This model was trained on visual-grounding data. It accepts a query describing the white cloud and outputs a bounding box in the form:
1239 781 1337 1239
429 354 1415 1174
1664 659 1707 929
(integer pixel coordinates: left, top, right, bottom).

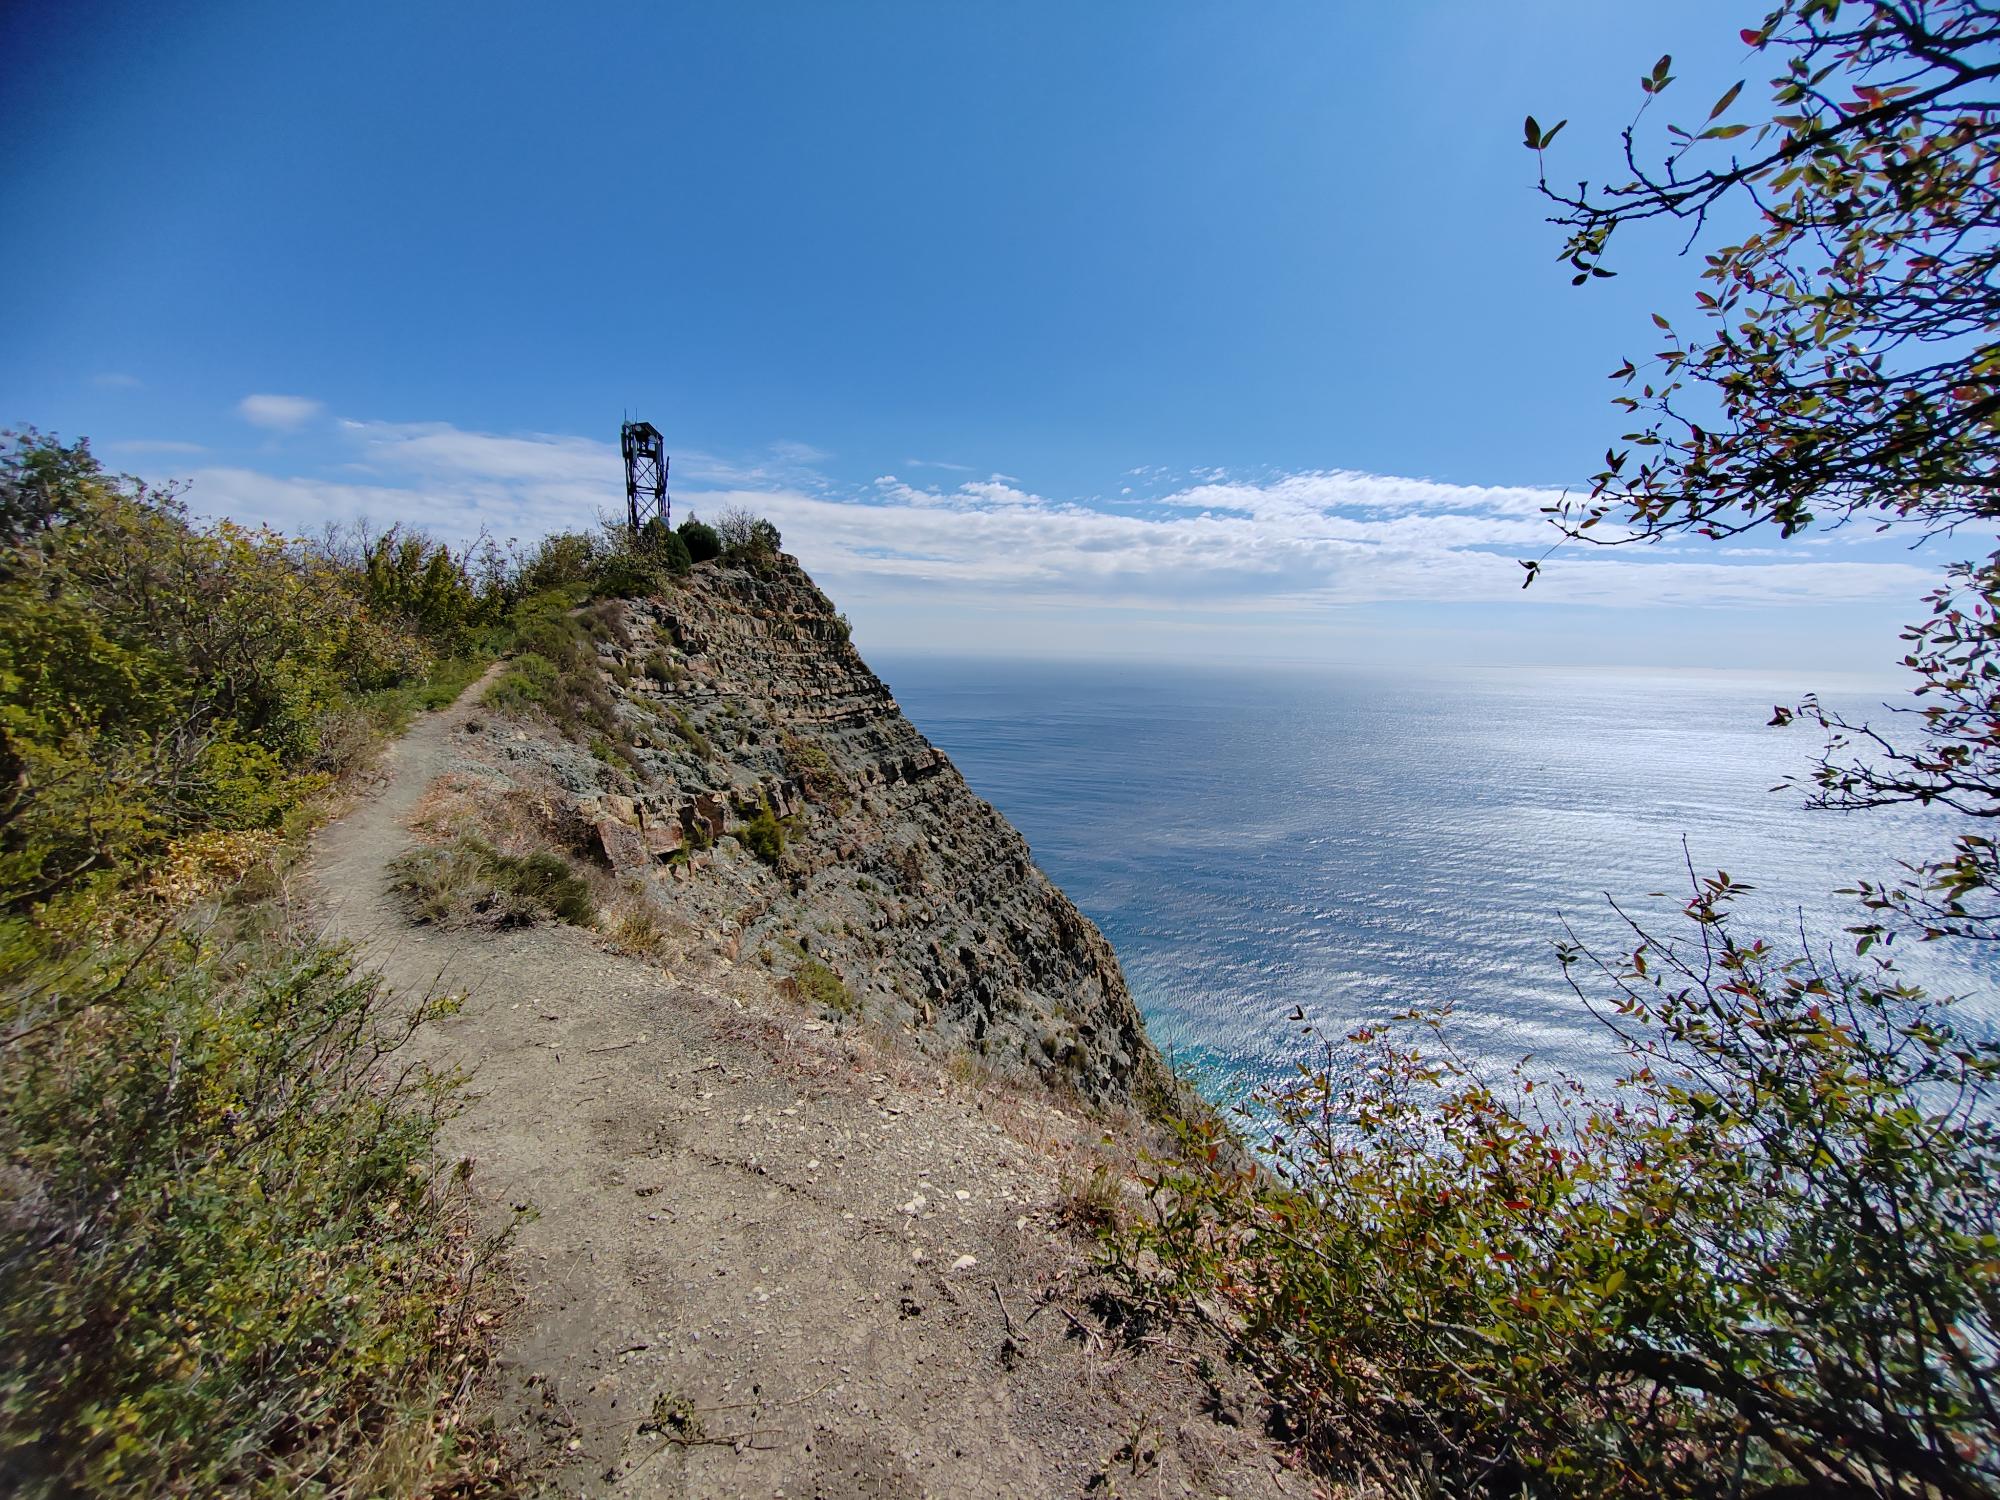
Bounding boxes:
237 394 325 430
342 419 613 486
159 416 1944 662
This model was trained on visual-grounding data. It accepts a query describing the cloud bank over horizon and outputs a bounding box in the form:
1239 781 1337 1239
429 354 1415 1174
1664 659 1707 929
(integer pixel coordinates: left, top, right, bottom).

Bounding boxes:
154 406 1940 669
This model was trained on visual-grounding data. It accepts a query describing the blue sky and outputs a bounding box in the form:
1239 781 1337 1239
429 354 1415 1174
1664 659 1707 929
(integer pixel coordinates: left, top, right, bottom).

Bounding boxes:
0 1 1951 674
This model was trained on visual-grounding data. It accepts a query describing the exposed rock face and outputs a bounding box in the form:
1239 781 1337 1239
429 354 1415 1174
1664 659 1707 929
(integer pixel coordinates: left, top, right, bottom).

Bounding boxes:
486 555 1172 1114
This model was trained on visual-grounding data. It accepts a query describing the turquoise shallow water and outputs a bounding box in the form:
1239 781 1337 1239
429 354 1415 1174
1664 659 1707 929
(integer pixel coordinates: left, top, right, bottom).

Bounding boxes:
876 655 1998 1108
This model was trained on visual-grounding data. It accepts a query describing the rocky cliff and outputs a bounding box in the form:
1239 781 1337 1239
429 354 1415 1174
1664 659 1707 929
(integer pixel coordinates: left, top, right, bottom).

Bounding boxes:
459 554 1174 1115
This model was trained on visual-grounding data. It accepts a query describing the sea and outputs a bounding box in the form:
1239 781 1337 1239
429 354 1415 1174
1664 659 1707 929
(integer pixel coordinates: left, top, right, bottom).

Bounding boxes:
875 655 2000 1111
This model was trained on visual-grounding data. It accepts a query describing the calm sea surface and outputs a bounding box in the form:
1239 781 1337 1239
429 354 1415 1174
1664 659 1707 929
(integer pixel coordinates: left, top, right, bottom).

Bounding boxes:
876 655 1999 1107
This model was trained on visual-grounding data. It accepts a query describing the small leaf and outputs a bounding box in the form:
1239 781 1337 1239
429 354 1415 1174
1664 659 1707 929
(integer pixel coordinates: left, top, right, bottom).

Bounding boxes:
1708 80 1743 120
1740 27 1765 46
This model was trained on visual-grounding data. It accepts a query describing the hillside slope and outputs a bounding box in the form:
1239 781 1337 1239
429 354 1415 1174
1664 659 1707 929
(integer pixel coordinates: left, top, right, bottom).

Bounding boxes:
306 583 1293 1496
470 555 1175 1115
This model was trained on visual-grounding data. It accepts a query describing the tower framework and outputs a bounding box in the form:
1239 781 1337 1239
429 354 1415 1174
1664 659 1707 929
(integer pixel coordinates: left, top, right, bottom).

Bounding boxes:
621 420 669 533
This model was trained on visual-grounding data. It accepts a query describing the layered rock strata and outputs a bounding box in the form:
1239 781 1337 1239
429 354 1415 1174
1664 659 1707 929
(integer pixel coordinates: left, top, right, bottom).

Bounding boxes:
474 555 1173 1114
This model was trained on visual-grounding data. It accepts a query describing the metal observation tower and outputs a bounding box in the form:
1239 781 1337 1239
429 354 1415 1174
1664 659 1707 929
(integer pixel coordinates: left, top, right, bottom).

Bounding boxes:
621 420 669 533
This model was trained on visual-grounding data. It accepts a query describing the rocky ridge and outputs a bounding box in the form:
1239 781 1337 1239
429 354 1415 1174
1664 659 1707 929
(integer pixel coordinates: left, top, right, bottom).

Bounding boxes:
462 554 1175 1116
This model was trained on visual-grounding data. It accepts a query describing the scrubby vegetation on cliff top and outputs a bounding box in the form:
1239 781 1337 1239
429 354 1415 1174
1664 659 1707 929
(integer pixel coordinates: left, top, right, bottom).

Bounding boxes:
0 428 833 1491
1113 5 2000 1496
0 434 665 1495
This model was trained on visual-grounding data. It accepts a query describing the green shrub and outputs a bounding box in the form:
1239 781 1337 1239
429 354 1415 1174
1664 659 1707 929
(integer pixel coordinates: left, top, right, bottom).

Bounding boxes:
0 434 505 913
676 516 720 564
739 797 784 866
794 958 854 1015
669 708 711 760
1113 875 2000 1497
781 733 843 804
642 649 683 686
514 530 600 596
482 595 635 764
639 519 692 575
482 651 559 713
713 507 781 563
577 599 630 647
358 526 482 652
0 929 494 1497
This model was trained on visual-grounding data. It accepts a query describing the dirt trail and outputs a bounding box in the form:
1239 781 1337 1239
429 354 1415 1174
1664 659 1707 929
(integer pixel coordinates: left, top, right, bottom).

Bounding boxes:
308 675 1290 1499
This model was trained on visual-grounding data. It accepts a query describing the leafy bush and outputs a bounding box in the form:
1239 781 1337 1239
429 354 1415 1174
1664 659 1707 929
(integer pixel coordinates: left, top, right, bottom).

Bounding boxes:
0 434 496 915
513 530 600 596
676 516 720 564
482 651 559 713
591 538 675 601
713 507 782 567
479 595 635 766
638 517 692 575
1114 875 2000 1497
356 526 485 652
739 797 784 866
0 927 496 1497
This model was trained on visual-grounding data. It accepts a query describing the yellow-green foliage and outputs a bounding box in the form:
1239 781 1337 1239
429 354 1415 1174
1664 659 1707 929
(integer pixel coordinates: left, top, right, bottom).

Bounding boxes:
480 593 633 767
780 732 843 805
0 927 492 1498
0 433 517 1495
668 707 711 760
794 957 854 1014
641 649 682 686
0 434 502 914
739 797 784 866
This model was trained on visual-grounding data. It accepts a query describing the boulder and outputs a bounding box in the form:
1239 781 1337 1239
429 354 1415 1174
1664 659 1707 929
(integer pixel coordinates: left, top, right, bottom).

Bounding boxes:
595 817 650 876
642 816 684 859
691 792 729 841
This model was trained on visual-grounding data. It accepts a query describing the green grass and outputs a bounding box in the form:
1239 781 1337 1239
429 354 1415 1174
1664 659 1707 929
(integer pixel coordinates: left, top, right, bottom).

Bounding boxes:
361 652 494 734
669 708 712 760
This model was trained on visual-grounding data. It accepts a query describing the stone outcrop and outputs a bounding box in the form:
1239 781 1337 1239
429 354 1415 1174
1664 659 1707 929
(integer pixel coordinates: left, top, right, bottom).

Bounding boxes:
485 555 1173 1114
